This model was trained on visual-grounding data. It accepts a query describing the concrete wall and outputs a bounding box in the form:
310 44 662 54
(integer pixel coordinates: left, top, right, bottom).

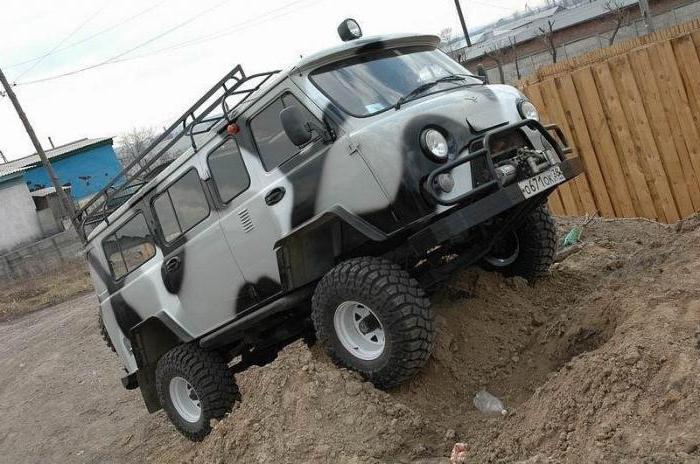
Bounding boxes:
0 177 43 252
24 142 122 200
0 229 82 280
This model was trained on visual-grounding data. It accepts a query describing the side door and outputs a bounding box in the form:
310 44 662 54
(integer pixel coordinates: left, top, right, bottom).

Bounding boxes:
217 88 332 302
151 163 249 336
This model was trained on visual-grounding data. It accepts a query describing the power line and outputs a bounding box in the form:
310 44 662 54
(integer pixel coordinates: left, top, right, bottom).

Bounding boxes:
15 0 325 87
6 0 167 70
12 0 233 85
127 0 324 59
13 2 110 81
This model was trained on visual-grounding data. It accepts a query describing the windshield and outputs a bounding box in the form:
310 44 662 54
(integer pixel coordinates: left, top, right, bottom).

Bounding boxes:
309 46 481 117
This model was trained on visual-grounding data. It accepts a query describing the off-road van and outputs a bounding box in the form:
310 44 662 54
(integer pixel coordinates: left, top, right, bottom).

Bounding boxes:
78 19 582 440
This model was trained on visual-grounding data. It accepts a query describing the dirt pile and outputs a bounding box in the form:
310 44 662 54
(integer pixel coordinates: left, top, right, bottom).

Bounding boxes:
160 215 700 464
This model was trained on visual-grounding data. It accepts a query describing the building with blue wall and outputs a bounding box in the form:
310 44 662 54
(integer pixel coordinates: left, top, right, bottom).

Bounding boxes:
0 137 121 251
9 138 122 200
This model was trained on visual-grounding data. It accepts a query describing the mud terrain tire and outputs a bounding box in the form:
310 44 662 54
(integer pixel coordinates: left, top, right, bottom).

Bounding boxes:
484 204 556 281
312 257 435 389
156 344 238 441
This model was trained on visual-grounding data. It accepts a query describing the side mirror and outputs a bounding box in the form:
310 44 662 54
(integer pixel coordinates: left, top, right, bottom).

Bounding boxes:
280 106 313 146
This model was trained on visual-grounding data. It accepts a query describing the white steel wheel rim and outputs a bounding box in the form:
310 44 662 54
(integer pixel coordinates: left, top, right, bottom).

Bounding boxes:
334 301 385 361
169 376 202 423
484 232 520 267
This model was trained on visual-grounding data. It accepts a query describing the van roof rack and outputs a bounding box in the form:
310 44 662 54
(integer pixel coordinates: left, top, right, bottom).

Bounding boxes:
75 64 280 242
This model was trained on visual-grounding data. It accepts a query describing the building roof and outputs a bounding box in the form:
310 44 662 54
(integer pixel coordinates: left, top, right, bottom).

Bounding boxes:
454 0 638 62
0 137 113 180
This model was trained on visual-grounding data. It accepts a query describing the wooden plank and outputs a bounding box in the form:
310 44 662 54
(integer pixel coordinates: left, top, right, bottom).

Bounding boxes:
672 35 700 143
608 54 679 223
591 61 657 220
526 83 579 216
540 78 598 216
629 47 695 218
554 74 616 217
548 190 566 215
646 42 700 212
657 40 700 200
570 67 635 218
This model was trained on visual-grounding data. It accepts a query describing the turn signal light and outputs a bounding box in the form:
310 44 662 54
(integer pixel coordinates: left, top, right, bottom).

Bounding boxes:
226 123 240 136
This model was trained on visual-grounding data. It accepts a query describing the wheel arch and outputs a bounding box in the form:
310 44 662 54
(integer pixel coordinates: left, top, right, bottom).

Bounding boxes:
274 206 388 290
130 313 193 413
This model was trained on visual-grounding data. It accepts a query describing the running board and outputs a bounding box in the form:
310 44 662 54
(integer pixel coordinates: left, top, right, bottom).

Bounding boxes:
199 285 314 350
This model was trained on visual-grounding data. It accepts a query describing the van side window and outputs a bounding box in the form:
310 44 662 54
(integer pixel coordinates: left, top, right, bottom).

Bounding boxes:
153 169 210 242
103 213 156 280
250 93 320 171
207 138 250 203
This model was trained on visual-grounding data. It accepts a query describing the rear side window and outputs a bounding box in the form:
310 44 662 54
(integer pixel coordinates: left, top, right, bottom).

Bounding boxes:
153 169 210 243
250 93 320 171
103 213 156 280
207 138 250 203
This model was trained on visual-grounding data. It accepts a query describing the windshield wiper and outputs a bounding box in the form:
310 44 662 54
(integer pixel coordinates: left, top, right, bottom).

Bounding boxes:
394 75 469 110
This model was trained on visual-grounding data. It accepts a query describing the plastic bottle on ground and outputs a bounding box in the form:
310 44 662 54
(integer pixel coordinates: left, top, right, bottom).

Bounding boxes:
473 389 508 416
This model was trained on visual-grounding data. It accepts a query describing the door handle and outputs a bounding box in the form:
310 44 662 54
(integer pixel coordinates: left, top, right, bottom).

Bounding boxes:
264 187 286 206
165 256 181 273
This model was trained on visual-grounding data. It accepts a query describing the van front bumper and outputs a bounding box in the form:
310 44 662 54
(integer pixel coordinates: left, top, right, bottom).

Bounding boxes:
408 156 582 254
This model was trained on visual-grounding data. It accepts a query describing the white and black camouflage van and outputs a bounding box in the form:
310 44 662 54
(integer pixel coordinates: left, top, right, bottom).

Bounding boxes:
77 19 582 440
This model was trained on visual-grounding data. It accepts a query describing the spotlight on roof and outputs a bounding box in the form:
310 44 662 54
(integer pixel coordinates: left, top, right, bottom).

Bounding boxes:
338 18 362 42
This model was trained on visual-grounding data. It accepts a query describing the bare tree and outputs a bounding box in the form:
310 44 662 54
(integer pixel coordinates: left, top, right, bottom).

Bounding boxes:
484 43 507 84
509 37 521 80
604 0 629 45
439 28 456 56
115 127 158 170
538 20 558 63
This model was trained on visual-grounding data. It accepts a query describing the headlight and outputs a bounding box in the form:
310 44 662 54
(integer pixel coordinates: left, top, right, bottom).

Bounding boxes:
420 128 449 161
518 100 539 121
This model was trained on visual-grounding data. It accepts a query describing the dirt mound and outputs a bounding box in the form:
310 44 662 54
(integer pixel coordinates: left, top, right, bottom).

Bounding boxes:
160 215 700 464
185 344 445 464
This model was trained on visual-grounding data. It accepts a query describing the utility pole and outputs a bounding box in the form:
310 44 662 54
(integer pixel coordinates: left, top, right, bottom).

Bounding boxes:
0 66 80 232
454 0 472 47
638 0 655 34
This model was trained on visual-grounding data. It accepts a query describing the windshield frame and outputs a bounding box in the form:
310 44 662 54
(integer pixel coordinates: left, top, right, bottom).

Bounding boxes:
308 46 480 119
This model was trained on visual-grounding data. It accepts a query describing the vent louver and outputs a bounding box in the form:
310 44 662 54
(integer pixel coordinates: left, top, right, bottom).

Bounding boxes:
238 209 254 233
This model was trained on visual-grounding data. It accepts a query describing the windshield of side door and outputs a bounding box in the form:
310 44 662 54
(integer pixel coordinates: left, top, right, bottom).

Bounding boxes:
309 46 482 117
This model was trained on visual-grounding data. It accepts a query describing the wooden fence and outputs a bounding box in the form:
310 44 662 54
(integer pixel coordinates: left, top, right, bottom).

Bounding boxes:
519 17 700 222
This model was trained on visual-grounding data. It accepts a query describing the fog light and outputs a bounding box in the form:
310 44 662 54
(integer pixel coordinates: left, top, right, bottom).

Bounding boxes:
435 173 455 193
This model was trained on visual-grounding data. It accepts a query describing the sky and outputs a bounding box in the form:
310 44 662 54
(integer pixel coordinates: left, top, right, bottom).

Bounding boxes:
0 0 543 160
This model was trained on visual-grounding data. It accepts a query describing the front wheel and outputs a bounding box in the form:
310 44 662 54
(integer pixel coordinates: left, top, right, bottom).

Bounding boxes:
155 344 238 441
482 204 556 281
311 257 435 389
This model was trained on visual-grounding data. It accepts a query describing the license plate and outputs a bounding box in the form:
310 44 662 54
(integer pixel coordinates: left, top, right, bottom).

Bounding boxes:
518 165 566 199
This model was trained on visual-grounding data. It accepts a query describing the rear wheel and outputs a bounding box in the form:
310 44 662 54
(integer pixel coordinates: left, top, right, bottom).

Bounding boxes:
156 344 238 441
312 257 435 389
482 204 556 281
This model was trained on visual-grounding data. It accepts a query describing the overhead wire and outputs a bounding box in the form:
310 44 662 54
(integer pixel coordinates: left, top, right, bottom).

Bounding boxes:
13 1 110 81
12 0 234 86
6 0 168 70
15 0 325 87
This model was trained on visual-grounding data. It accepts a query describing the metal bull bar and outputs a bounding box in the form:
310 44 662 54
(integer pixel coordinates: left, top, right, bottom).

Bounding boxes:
423 119 574 206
